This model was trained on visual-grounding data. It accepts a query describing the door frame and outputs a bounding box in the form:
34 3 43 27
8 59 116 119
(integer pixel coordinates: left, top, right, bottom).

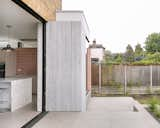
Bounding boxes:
11 0 47 112
10 0 47 127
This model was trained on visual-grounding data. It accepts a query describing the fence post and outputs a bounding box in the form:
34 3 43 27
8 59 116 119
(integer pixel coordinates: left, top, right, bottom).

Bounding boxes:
124 65 127 95
150 65 153 93
158 66 159 85
99 62 102 93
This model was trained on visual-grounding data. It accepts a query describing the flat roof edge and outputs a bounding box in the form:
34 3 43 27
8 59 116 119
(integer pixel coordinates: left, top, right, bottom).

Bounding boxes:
56 10 90 34
56 10 84 13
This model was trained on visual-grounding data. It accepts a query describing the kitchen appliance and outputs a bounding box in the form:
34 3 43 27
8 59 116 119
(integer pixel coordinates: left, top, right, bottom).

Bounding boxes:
2 25 14 52
18 42 23 48
0 63 5 78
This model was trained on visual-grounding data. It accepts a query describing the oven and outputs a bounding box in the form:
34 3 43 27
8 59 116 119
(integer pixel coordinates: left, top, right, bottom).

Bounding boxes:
0 63 5 78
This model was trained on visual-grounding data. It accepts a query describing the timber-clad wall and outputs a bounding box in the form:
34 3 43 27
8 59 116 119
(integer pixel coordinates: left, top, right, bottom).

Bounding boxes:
46 21 87 111
21 0 62 21
86 48 91 91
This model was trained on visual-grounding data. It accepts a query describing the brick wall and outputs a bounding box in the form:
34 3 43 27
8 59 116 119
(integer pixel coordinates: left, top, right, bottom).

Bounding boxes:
16 48 37 75
86 48 91 91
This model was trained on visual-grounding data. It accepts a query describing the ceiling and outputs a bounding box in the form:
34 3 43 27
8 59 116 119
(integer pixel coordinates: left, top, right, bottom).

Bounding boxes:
0 0 39 41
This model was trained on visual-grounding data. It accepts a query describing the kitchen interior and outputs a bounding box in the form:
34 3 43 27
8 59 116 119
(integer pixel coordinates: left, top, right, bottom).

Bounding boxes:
0 0 40 117
0 33 38 112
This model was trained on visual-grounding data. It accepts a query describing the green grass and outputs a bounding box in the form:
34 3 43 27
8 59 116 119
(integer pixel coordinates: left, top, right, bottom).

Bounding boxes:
133 95 160 104
133 95 160 120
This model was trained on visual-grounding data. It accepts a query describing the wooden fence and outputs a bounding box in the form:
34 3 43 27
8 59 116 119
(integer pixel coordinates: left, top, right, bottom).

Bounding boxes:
91 64 160 95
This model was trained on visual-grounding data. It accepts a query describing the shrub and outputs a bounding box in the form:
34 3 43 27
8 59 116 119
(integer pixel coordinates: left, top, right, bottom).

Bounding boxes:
149 97 159 112
135 82 141 87
154 107 160 118
127 81 134 87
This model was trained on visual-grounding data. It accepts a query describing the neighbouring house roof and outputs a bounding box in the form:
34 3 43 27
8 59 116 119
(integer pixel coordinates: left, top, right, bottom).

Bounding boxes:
89 44 105 49
89 40 105 49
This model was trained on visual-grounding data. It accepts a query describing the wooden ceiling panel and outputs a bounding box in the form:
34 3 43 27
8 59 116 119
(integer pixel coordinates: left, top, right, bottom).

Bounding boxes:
21 0 62 21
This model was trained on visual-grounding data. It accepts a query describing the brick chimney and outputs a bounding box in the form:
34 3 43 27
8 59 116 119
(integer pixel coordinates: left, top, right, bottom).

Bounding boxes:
93 39 96 47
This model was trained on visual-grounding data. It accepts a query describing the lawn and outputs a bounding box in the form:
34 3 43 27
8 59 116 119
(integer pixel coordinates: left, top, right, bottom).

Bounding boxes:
133 95 160 104
133 94 160 121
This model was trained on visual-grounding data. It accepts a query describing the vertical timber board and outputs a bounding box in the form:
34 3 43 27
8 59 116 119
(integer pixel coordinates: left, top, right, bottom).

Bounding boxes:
63 22 72 111
86 49 91 91
71 21 83 111
81 26 87 111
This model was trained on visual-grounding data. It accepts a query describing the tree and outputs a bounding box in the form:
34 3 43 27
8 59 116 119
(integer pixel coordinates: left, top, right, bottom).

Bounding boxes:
114 53 123 63
144 52 160 63
135 43 143 56
124 44 134 63
145 33 160 53
134 43 144 61
104 50 112 63
104 51 123 64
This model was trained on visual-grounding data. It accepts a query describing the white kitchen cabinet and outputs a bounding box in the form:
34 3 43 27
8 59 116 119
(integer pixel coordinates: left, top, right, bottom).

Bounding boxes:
0 77 32 112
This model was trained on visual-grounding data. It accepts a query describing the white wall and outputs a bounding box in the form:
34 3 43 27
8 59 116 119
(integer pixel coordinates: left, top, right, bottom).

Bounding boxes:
0 40 18 48
56 11 90 41
22 41 37 48
46 21 87 111
90 48 104 61
0 40 37 48
37 23 42 112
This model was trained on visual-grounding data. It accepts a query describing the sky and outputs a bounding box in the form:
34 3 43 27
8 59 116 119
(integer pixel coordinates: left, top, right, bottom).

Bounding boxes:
63 0 160 53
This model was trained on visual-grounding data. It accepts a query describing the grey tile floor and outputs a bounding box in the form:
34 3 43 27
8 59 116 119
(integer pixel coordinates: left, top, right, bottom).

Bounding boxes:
33 97 160 128
0 95 39 128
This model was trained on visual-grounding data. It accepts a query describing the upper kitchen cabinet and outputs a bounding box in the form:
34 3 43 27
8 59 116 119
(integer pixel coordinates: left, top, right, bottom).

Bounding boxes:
0 51 16 77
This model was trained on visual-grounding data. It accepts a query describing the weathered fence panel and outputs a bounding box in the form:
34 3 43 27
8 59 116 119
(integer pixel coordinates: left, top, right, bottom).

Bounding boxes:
91 64 160 95
91 64 99 85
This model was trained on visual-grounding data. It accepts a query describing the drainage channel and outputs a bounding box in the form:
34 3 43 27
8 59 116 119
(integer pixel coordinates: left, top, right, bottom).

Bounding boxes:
21 112 48 128
133 105 139 112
